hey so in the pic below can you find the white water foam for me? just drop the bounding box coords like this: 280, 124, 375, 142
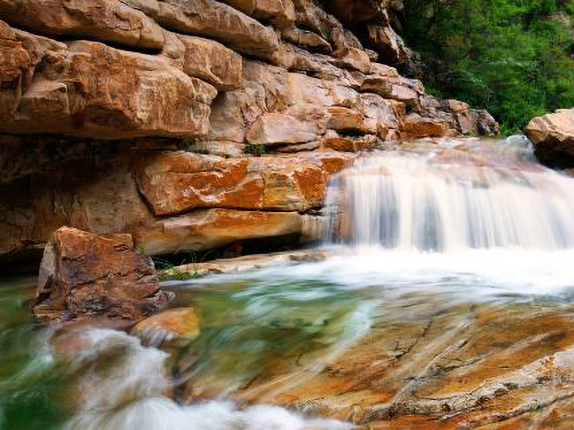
326, 137, 574, 251
63, 329, 352, 430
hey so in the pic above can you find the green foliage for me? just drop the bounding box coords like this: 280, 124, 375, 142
153, 249, 213, 281
153, 256, 196, 281
245, 143, 266, 156
403, 0, 574, 133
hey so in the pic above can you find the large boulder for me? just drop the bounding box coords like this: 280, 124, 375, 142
33, 227, 167, 322
525, 108, 574, 168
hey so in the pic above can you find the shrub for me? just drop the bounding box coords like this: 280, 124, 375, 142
402, 0, 574, 134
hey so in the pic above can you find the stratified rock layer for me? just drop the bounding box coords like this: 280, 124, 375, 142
0, 0, 498, 263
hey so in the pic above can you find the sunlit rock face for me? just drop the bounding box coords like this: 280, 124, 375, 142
526, 108, 574, 168
0, 0, 498, 264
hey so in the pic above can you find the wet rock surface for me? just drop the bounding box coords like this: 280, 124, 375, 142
168, 248, 330, 278
132, 307, 200, 347
200, 296, 574, 430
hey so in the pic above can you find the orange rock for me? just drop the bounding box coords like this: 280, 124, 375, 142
136, 209, 305, 255
33, 227, 167, 322
154, 0, 280, 62
334, 47, 372, 73
403, 113, 449, 138
0, 25, 218, 139
221, 0, 295, 29
137, 152, 328, 215
132, 308, 200, 347
326, 106, 364, 131
178, 35, 243, 91
247, 113, 320, 146
0, 0, 165, 50
223, 301, 574, 430
323, 131, 380, 152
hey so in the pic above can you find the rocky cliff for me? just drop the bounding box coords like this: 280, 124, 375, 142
0, 0, 498, 266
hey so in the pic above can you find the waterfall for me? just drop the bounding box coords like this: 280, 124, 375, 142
325, 137, 574, 251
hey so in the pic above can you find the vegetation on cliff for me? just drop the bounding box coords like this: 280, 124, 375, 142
402, 0, 574, 133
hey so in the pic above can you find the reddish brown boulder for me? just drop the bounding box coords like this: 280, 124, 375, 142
403, 113, 449, 138
33, 227, 167, 323
324, 131, 381, 152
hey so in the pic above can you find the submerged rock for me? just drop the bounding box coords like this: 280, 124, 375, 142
525, 108, 574, 168
132, 308, 200, 347
33, 227, 167, 323
165, 248, 331, 279
224, 300, 574, 430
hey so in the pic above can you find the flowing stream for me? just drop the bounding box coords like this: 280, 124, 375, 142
3, 136, 574, 429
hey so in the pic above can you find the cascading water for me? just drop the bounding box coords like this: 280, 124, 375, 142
7, 136, 574, 430
325, 136, 574, 251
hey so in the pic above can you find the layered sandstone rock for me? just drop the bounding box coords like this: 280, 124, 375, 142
136, 209, 307, 256
33, 227, 167, 322
0, 0, 498, 264
0, 24, 217, 138
0, 0, 165, 50
137, 151, 330, 215
525, 108, 574, 168
0, 143, 353, 261
182, 295, 574, 430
